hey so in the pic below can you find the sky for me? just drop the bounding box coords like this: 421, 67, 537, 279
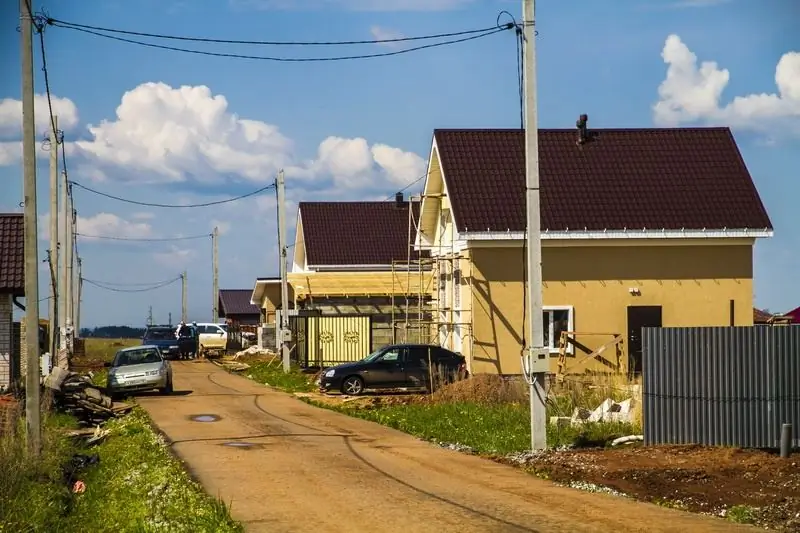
0, 0, 798, 327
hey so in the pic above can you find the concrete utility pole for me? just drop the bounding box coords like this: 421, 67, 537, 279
147, 306, 153, 326
59, 167, 68, 350
65, 195, 73, 353
276, 170, 291, 373
75, 257, 82, 334
522, 0, 548, 451
181, 271, 187, 322
48, 115, 59, 360
212, 227, 219, 323
71, 209, 78, 336
20, 0, 41, 456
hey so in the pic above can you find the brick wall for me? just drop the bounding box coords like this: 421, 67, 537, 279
0, 294, 11, 390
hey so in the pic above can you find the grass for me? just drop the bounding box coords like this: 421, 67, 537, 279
1, 403, 242, 533
74, 338, 140, 368
243, 359, 317, 393
235, 362, 642, 454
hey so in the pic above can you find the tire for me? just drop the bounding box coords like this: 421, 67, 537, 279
341, 376, 365, 396
160, 377, 173, 395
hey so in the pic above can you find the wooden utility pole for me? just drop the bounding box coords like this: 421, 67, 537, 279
48, 115, 59, 360
276, 170, 291, 373
522, 0, 548, 450
212, 228, 219, 323
20, 0, 41, 456
181, 271, 187, 322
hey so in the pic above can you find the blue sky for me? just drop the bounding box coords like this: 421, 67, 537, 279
0, 0, 797, 327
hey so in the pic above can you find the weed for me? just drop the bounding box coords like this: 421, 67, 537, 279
244, 359, 316, 393
726, 504, 758, 524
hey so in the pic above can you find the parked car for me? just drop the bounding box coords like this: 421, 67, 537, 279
142, 325, 181, 359
319, 343, 469, 396
194, 322, 228, 354
105, 345, 173, 397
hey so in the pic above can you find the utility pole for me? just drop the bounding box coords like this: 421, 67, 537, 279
147, 306, 153, 326
168, 312, 172, 326
75, 257, 82, 334
59, 166, 68, 351
20, 0, 41, 456
521, 0, 548, 451
71, 209, 78, 337
181, 271, 187, 322
64, 189, 73, 354
48, 115, 59, 360
276, 170, 291, 373
212, 227, 219, 323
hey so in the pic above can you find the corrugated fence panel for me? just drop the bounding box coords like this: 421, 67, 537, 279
305, 316, 371, 366
643, 326, 800, 449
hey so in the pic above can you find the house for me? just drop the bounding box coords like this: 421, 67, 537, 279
0, 214, 24, 390
283, 196, 433, 364
783, 306, 800, 324
413, 126, 773, 376
753, 308, 774, 325
218, 289, 261, 326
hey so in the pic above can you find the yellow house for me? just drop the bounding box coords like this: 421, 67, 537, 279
413, 127, 773, 376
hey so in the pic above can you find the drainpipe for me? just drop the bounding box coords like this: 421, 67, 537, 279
12, 296, 25, 312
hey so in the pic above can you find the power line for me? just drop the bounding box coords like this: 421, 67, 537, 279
382, 173, 428, 201
82, 276, 181, 293
82, 276, 181, 287
48, 24, 513, 63
69, 180, 276, 208
76, 232, 212, 242
47, 17, 506, 47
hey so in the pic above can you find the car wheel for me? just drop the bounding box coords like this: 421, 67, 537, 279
341, 376, 364, 396
161, 378, 173, 395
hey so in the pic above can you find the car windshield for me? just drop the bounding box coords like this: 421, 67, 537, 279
145, 329, 174, 340
113, 348, 162, 367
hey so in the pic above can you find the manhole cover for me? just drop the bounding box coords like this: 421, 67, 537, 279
190, 414, 220, 423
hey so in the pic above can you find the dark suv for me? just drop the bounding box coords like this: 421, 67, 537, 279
319, 343, 468, 396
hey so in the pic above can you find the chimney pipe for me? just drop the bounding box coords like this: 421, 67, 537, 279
395, 191, 404, 207
577, 114, 589, 145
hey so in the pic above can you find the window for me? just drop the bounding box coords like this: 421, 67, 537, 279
542, 306, 574, 353
379, 348, 403, 363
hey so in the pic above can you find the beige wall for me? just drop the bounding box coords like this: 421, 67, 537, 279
467, 243, 754, 375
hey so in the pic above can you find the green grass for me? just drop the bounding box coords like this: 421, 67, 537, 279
1, 407, 242, 533
726, 504, 758, 525
244, 360, 316, 393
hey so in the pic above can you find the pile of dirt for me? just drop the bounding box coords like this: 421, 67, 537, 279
431, 374, 528, 405
506, 444, 800, 530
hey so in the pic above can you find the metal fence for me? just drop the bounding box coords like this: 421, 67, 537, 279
642, 326, 800, 449
289, 315, 372, 367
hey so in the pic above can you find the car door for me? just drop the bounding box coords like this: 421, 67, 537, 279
404, 346, 433, 389
201, 324, 227, 349
367, 346, 407, 389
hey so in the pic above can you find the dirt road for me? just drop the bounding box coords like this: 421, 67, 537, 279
137, 361, 756, 533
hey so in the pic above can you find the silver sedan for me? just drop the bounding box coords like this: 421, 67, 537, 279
105, 345, 173, 397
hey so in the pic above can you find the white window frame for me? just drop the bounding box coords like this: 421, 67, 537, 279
543, 305, 574, 354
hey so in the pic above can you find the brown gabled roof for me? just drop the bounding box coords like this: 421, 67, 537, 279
433, 128, 773, 233
299, 201, 424, 266
218, 289, 260, 317
0, 214, 24, 295
753, 308, 773, 324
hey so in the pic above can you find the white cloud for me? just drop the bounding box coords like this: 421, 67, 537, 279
0, 142, 20, 166
231, 0, 475, 11
370, 26, 406, 48
0, 94, 79, 138
131, 212, 156, 220
37, 211, 153, 242
153, 245, 196, 268
653, 34, 800, 134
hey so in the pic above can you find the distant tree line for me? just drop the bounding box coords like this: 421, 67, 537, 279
80, 326, 146, 338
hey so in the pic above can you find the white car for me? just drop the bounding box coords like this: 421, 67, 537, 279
193, 322, 228, 352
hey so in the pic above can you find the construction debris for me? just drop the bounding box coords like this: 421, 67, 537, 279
233, 345, 276, 359
211, 358, 252, 372
47, 368, 132, 425
549, 397, 635, 428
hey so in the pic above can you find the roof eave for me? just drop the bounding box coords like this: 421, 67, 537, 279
458, 228, 774, 241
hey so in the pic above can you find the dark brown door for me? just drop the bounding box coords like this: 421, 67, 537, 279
627, 306, 662, 375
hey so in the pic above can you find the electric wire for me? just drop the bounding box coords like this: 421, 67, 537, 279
83, 277, 181, 287
47, 17, 505, 47
48, 24, 513, 63
76, 232, 212, 242
69, 180, 276, 208
82, 276, 182, 293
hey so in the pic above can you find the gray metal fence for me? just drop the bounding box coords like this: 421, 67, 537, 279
642, 326, 800, 449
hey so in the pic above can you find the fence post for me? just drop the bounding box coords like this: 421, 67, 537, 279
781, 423, 793, 458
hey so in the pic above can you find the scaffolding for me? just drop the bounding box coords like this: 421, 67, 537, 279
390, 193, 473, 355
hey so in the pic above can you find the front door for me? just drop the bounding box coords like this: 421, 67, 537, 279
368, 346, 406, 388
627, 306, 662, 375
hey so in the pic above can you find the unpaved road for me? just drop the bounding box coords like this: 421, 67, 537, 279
137, 361, 756, 533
